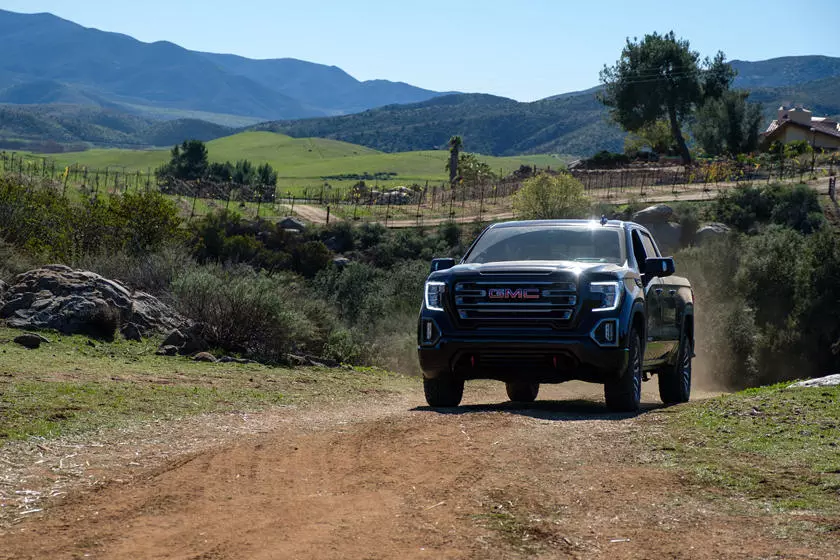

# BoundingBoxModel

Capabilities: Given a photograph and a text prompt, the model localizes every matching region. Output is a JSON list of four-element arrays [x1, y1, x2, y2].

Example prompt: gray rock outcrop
[[695, 223, 732, 245], [0, 265, 183, 339], [632, 204, 674, 224], [279, 217, 307, 232], [644, 222, 683, 253], [788, 374, 840, 388]]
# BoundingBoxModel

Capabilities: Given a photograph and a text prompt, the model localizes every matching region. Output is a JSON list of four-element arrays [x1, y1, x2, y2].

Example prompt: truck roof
[[488, 219, 630, 230]]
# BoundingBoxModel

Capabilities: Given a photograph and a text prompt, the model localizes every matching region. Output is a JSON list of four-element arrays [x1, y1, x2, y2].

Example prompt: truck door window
[[631, 231, 648, 273], [641, 233, 659, 258]]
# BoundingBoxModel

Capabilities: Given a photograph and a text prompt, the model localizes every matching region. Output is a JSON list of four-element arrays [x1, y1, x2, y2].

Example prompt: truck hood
[[437, 260, 629, 278]]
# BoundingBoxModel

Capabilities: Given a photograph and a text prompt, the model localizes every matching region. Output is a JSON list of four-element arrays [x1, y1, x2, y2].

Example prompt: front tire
[[604, 329, 642, 412], [658, 332, 692, 404], [506, 382, 540, 403], [424, 376, 464, 407]]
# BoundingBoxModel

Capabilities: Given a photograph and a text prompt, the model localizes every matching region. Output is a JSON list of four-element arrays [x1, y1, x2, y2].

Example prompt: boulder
[[0, 266, 184, 338], [643, 222, 683, 253], [192, 352, 217, 363], [156, 345, 179, 356], [695, 223, 732, 246], [14, 333, 49, 349], [279, 217, 307, 231], [632, 204, 674, 224], [121, 322, 143, 342], [179, 323, 210, 355], [161, 328, 187, 348], [788, 374, 840, 388], [0, 279, 8, 299]]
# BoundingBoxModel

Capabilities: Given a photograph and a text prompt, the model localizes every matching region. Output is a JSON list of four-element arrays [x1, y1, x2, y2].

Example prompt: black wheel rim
[[632, 339, 642, 400], [681, 341, 692, 396]]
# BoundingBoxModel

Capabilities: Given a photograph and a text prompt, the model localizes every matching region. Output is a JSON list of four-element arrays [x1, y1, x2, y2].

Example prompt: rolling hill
[[0, 105, 234, 151], [256, 60, 840, 156], [0, 9, 448, 122], [255, 93, 624, 156], [17, 131, 565, 189]]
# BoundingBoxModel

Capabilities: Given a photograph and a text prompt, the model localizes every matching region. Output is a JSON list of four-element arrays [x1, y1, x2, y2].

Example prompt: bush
[[513, 173, 590, 220], [713, 183, 824, 234], [171, 266, 322, 362], [74, 243, 195, 295]]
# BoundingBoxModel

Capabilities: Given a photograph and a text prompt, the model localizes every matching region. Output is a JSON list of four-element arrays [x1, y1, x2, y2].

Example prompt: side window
[[640, 233, 659, 258], [631, 231, 648, 272]]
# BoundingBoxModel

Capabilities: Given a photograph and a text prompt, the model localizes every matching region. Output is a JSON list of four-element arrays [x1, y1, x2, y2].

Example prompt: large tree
[[599, 32, 734, 164], [693, 90, 763, 156]]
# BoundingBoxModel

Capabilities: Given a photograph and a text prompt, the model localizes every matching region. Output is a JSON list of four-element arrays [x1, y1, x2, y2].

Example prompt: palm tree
[[447, 136, 462, 186]]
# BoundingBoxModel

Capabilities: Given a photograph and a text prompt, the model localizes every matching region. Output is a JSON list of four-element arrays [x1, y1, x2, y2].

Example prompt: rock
[[219, 356, 255, 364], [179, 323, 209, 355], [193, 352, 217, 363], [279, 217, 307, 231], [0, 266, 184, 338], [161, 329, 186, 348], [324, 237, 341, 252], [643, 222, 683, 253], [121, 322, 143, 342], [632, 204, 674, 224], [13, 333, 49, 349], [156, 345, 179, 356], [0, 279, 8, 299], [788, 374, 840, 388], [695, 223, 731, 245]]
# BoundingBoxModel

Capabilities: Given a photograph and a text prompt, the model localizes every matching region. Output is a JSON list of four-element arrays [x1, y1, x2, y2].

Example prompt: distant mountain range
[[0, 9, 448, 123], [0, 8, 838, 156]]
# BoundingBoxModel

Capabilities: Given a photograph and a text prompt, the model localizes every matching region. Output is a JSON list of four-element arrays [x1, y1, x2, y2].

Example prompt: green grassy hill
[[16, 131, 567, 190]]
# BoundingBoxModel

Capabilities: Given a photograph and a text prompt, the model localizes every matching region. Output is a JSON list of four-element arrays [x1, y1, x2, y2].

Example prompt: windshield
[[465, 225, 625, 264]]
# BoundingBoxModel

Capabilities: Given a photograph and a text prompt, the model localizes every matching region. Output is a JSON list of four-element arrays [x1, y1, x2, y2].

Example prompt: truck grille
[[453, 280, 577, 328]]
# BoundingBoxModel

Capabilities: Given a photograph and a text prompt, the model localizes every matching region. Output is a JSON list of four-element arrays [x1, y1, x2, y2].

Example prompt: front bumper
[[418, 335, 629, 384]]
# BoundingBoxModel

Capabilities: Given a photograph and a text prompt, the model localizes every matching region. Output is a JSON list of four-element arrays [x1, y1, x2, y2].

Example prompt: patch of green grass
[[0, 327, 412, 442], [15, 132, 566, 190], [653, 383, 840, 514]]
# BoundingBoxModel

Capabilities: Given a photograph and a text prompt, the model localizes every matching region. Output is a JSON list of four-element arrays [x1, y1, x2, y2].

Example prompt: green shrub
[[513, 173, 589, 220], [713, 183, 823, 234], [171, 266, 321, 362]]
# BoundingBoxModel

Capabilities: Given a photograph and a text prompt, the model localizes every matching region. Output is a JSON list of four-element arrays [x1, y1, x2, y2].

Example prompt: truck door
[[640, 231, 679, 359], [631, 230, 666, 365]]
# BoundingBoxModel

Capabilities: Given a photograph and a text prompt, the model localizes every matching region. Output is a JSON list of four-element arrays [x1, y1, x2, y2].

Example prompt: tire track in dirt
[[1, 383, 836, 560]]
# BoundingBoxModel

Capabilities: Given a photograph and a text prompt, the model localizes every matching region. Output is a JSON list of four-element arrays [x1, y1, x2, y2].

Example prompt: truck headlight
[[424, 281, 446, 311], [591, 281, 622, 312]]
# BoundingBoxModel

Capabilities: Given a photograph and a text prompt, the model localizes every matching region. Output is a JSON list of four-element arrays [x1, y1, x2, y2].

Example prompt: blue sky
[[2, 0, 838, 101]]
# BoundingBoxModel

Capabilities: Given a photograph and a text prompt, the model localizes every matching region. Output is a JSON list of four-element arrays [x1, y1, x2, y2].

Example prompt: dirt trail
[[1, 382, 835, 560]]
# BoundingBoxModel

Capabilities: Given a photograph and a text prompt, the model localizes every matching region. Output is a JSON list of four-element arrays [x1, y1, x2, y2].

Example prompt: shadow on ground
[[412, 399, 664, 422]]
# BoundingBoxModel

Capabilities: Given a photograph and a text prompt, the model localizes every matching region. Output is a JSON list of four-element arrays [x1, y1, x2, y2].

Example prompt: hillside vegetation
[[0, 104, 234, 151]]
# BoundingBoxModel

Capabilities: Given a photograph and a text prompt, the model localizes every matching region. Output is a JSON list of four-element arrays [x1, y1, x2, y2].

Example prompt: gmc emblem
[[488, 288, 541, 300]]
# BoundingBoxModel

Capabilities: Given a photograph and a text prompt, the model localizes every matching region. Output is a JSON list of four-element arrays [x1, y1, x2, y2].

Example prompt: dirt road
[[1, 382, 835, 560]]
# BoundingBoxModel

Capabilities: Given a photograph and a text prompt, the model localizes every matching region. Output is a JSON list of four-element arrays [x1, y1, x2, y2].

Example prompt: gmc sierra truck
[[417, 219, 694, 412]]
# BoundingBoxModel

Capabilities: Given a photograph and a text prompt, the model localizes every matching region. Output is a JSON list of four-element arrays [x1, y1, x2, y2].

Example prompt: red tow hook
[[470, 355, 476, 368], [553, 356, 558, 369]]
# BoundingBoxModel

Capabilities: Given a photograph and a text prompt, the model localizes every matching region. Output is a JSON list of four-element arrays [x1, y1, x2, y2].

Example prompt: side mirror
[[430, 258, 456, 274], [645, 257, 676, 278]]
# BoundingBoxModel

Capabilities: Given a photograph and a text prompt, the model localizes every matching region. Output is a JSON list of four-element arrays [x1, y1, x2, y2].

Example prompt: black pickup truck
[[417, 219, 694, 412]]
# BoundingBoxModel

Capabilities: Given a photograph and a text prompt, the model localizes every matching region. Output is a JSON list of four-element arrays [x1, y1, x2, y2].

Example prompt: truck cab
[[417, 219, 694, 411]]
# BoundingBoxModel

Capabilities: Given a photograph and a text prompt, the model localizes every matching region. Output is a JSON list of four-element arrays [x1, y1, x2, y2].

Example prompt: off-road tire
[[658, 332, 692, 405], [604, 329, 642, 412], [505, 382, 540, 403], [423, 376, 464, 407]]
